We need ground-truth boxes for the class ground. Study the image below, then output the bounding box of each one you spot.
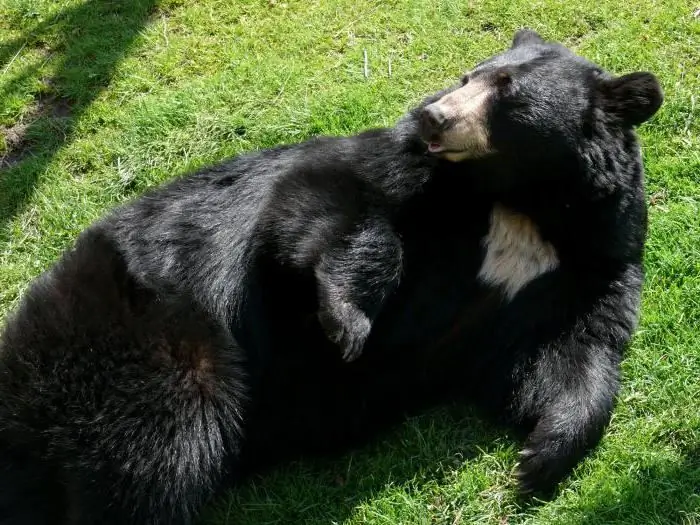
[0,0,698,523]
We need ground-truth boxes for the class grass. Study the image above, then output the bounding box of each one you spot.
[1,0,698,523]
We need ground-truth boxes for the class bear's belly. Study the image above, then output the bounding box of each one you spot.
[371,203,560,350]
[244,205,565,462]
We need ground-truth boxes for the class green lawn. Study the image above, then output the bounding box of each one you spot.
[1,0,698,523]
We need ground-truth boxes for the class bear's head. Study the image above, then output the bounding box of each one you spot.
[418,30,663,171]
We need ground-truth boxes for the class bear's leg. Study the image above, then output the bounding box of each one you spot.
[0,448,65,525]
[0,378,245,525]
[62,346,247,525]
[512,269,641,495]
[0,336,247,524]
[315,218,403,362]
[513,339,620,495]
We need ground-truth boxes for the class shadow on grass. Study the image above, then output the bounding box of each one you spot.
[0,0,158,225]
[203,404,513,525]
[204,412,700,524]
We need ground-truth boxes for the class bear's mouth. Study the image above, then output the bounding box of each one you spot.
[425,141,465,155]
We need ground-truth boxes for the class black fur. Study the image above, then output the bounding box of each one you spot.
[0,32,661,523]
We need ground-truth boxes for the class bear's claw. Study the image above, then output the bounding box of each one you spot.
[318,303,371,362]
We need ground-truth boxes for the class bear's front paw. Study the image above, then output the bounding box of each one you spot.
[318,302,371,362]
[515,436,572,497]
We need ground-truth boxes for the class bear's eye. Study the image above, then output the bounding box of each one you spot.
[460,74,470,86]
[495,70,512,87]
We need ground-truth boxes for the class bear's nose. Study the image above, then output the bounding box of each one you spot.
[421,105,448,133]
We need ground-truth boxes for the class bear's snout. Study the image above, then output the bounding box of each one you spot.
[420,105,449,137]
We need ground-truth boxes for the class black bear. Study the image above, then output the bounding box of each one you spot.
[0,30,661,524]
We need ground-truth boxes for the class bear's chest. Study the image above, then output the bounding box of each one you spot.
[477,203,559,300]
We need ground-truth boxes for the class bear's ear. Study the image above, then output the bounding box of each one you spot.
[511,29,544,48]
[597,72,663,126]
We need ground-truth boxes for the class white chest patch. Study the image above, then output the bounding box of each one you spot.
[477,204,559,300]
